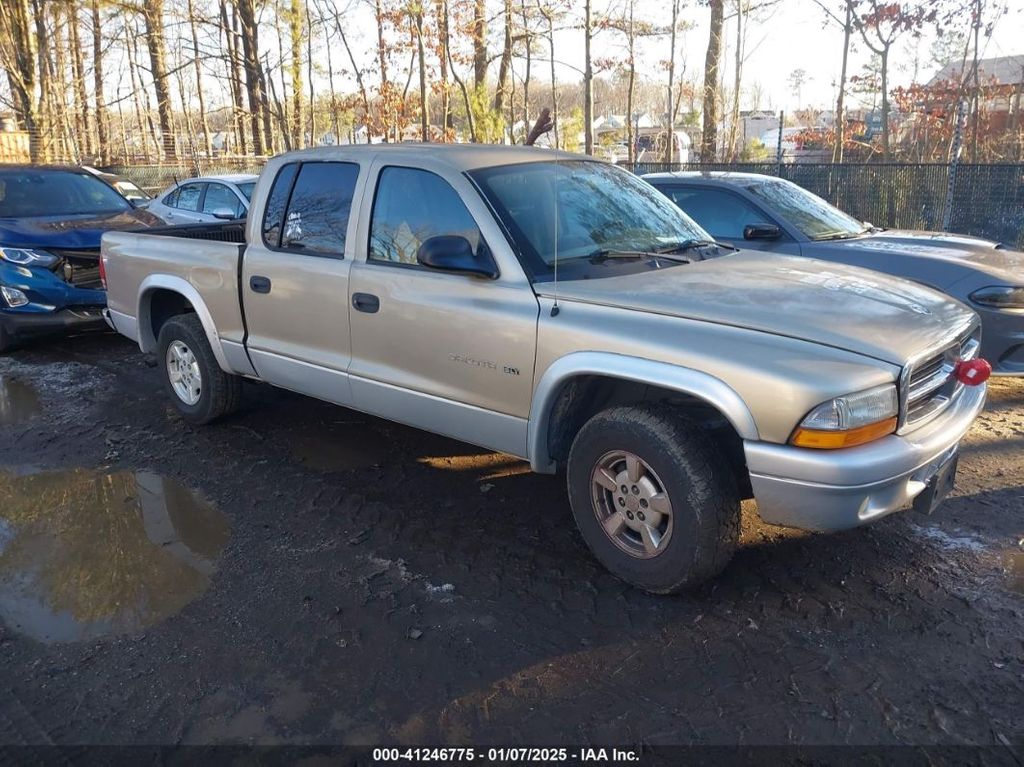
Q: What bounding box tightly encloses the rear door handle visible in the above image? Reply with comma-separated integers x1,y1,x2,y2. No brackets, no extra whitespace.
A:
352,292,379,313
249,275,272,294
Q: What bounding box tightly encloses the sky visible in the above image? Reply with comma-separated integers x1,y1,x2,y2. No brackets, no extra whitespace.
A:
537,0,1024,114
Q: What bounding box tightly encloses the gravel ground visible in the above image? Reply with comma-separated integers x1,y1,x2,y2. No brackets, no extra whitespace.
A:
0,331,1021,748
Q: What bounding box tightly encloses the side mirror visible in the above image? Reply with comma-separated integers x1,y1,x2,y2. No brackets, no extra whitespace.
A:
210,207,237,220
416,235,498,279
743,223,782,241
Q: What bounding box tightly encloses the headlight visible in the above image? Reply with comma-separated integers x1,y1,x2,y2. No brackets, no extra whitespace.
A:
0,247,59,268
970,286,1024,310
0,286,29,307
790,384,898,449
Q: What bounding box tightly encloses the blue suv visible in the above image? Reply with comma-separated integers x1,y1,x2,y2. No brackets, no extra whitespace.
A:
0,166,160,351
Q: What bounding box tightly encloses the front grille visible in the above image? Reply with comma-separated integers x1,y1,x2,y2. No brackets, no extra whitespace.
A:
900,328,980,432
49,249,103,290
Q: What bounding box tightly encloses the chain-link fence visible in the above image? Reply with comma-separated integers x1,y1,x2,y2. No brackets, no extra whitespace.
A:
101,158,268,195
623,161,1024,249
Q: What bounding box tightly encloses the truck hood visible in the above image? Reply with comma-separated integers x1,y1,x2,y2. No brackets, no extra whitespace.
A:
0,209,161,251
538,252,976,366
836,229,1024,281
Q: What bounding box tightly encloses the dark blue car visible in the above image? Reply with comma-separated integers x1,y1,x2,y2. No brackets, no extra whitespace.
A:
0,166,160,351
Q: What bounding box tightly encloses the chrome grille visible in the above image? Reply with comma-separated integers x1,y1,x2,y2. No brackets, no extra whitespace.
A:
900,328,981,432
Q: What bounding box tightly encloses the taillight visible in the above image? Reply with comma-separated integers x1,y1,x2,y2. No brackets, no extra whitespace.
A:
99,254,107,289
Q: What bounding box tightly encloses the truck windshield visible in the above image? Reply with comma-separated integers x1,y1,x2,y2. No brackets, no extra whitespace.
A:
470,160,711,280
745,178,867,241
0,169,132,218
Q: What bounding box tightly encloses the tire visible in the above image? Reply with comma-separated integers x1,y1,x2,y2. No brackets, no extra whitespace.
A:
566,404,741,594
157,313,241,424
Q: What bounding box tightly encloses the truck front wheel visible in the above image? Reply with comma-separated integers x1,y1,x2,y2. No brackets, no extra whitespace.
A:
157,313,241,424
567,405,741,593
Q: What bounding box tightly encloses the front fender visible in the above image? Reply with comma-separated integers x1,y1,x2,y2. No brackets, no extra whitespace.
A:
137,274,231,372
527,351,759,473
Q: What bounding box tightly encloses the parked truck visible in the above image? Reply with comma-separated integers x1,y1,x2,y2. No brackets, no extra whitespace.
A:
101,145,989,593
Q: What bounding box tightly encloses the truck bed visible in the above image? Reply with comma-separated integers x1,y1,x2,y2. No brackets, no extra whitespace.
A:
134,221,247,244
101,225,248,350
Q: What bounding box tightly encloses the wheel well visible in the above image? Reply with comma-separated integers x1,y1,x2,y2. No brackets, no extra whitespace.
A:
546,375,752,498
146,289,195,346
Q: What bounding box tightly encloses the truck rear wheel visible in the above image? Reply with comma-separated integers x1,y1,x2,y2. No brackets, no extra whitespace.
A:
157,313,241,424
566,405,741,593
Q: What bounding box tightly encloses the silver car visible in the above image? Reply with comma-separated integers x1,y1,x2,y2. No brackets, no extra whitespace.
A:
147,174,258,224
645,171,1024,376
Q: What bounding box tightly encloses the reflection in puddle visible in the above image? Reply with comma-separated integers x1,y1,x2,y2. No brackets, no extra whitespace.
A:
0,468,229,643
1005,550,1023,595
291,423,389,472
0,376,41,425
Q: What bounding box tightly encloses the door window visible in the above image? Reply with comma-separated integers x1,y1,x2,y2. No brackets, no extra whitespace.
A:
662,186,772,240
369,167,483,266
277,162,359,257
202,183,244,218
172,183,204,212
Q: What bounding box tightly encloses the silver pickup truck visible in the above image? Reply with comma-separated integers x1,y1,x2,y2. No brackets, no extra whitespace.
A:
102,145,989,593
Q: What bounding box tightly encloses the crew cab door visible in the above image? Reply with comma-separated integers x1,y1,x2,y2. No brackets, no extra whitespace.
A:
346,162,540,457
241,159,365,405
655,184,802,256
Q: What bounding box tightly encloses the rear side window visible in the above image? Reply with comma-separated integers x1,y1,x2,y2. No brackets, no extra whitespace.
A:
261,163,299,246
369,167,482,266
279,162,359,256
173,183,203,212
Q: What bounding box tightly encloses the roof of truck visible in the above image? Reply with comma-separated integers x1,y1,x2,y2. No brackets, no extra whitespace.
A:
281,143,592,171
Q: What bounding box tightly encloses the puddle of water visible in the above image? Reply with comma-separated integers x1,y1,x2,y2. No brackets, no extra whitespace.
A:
291,423,389,472
0,376,41,425
0,468,229,643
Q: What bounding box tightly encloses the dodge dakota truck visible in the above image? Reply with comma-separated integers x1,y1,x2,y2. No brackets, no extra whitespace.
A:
101,146,990,593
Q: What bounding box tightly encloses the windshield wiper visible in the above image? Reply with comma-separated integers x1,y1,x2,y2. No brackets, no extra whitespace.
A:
582,248,694,265
656,238,734,254
811,231,862,241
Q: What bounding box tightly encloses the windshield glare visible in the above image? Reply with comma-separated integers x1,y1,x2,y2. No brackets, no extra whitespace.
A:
470,161,710,279
0,170,132,218
745,178,865,240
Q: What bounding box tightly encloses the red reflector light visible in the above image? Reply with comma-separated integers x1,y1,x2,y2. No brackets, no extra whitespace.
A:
955,358,991,386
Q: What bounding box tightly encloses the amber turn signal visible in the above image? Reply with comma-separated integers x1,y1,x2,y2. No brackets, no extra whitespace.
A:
790,416,898,449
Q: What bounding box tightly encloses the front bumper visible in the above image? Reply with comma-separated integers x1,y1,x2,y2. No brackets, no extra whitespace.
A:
744,382,987,531
1,306,107,340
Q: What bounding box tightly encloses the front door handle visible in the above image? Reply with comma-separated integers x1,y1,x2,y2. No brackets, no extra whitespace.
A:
352,292,380,313
249,275,272,294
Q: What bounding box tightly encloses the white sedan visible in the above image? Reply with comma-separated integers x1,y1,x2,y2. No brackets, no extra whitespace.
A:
147,174,258,224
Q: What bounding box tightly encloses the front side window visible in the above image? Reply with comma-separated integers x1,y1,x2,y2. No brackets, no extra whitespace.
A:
278,162,359,256
237,182,256,200
470,160,710,280
661,186,772,240
745,179,866,240
173,183,203,212
369,167,483,266
0,170,132,217
202,183,244,218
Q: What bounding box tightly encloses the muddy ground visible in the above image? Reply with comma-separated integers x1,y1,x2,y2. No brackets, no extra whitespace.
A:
0,331,1021,748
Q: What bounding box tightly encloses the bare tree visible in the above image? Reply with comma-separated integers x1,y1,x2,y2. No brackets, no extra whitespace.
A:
700,0,724,161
